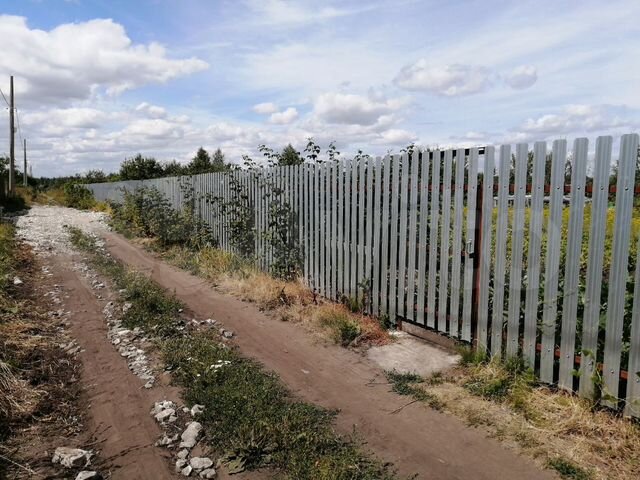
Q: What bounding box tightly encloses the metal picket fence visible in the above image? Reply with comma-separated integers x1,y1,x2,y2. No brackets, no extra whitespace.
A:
88,133,640,416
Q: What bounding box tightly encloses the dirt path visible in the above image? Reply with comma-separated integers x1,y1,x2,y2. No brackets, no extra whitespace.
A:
47,253,179,479
105,232,556,480
14,206,179,479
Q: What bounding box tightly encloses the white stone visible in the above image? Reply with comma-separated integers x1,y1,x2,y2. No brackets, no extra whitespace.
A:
52,447,92,468
175,459,187,472
179,422,202,449
190,404,205,416
181,465,193,476
189,457,213,471
177,449,189,459
75,471,101,480
199,468,216,479
154,408,176,422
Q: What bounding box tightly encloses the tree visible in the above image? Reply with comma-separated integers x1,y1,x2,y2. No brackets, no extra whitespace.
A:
188,147,213,174
119,154,164,180
162,160,185,177
84,169,107,183
211,148,228,172
279,144,303,166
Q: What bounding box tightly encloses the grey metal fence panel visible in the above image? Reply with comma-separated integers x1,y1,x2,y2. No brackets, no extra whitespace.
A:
426,150,441,329
416,150,431,326
625,236,640,417
558,138,588,390
477,147,494,350
438,149,453,334
388,155,401,324
540,140,568,382
449,149,465,337
603,133,640,407
372,157,383,315
506,143,528,358
379,156,391,316
406,151,420,321
492,145,511,356
523,142,546,366
358,159,367,299
579,136,613,398
461,148,479,342
397,153,410,318
350,160,359,298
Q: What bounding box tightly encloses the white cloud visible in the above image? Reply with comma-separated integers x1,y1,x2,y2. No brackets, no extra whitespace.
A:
373,128,417,145
243,0,363,27
269,107,299,124
253,102,279,114
504,65,537,89
314,92,408,126
135,102,167,119
394,61,491,96
0,15,208,104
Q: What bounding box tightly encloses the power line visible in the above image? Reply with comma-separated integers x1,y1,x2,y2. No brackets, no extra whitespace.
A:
15,108,24,146
0,87,8,107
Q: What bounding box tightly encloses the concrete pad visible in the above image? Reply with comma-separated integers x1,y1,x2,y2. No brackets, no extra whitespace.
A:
367,331,460,377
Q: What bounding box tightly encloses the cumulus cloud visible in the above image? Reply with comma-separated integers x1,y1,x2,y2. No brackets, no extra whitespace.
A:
253,102,279,114
135,102,167,119
313,92,408,126
504,65,537,89
268,107,299,124
0,15,208,104
393,61,491,96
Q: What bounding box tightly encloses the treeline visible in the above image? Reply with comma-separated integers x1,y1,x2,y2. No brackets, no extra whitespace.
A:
1,147,233,189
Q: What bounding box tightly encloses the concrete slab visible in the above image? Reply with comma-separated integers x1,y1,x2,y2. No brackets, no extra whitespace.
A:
367,331,460,377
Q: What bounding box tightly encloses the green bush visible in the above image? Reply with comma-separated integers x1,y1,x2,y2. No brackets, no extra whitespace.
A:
110,186,211,249
63,182,96,209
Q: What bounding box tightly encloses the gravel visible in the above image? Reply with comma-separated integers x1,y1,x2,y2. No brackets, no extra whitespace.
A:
15,205,108,255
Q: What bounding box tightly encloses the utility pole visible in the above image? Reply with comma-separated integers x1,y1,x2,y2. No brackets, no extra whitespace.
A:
8,76,15,195
23,138,27,186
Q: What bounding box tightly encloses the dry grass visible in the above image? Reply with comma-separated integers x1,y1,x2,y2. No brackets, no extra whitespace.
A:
159,244,392,347
407,359,640,480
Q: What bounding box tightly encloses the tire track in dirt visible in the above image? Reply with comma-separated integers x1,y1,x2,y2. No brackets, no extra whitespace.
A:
105,232,557,480
46,252,180,479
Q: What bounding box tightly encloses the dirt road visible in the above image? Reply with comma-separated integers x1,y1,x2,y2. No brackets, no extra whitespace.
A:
16,206,178,479
105,231,556,480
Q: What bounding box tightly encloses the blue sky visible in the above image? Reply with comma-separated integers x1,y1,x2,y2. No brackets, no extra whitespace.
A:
0,0,638,176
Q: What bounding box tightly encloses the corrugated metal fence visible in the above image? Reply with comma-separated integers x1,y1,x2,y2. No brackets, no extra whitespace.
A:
88,133,640,416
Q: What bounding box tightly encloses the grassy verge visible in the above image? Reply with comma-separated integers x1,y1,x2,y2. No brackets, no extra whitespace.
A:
151,243,391,348
0,221,83,477
383,351,639,480
68,227,398,479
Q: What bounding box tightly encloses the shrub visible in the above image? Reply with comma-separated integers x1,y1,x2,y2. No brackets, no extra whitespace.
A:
62,182,96,209
110,186,212,249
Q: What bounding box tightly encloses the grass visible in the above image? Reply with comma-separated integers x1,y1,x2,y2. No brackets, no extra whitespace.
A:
151,242,392,348
398,351,640,480
0,220,83,477
68,228,399,479
546,457,594,480
385,371,444,411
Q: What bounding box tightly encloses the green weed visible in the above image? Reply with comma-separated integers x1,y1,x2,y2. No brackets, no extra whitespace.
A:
546,457,593,480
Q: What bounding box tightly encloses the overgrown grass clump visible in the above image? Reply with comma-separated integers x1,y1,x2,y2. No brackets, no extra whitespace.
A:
164,335,396,479
546,457,594,480
68,227,397,479
385,370,444,411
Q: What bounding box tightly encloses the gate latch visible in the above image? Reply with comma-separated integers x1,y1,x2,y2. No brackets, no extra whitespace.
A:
466,240,475,256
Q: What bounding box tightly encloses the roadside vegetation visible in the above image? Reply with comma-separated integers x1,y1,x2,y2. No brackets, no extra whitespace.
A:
68,227,398,479
385,351,640,480
0,219,83,478
108,185,391,348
